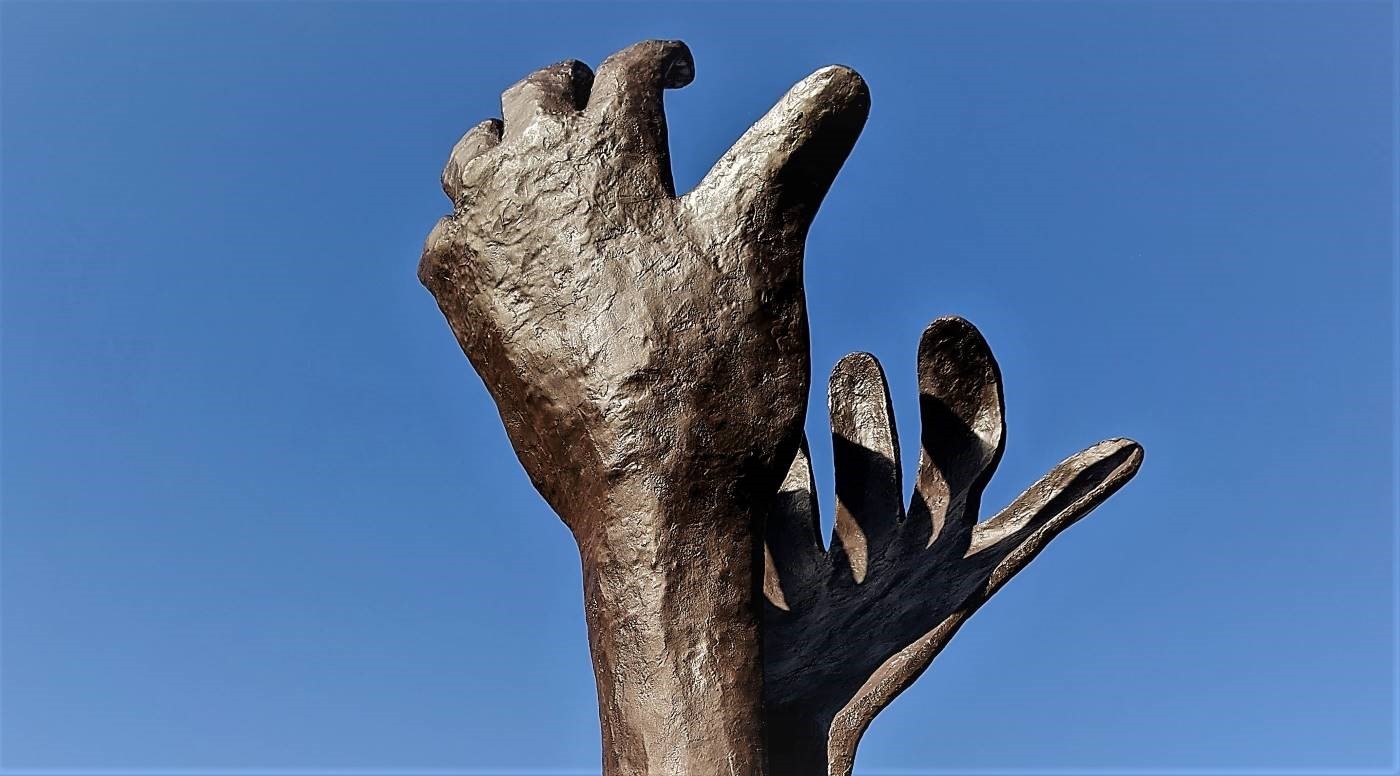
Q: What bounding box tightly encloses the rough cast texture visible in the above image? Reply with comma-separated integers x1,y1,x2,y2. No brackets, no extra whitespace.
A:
762,316,1144,775
420,39,1144,776
418,40,869,776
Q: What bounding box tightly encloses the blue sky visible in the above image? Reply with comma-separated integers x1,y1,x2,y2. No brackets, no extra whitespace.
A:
2,1,1393,772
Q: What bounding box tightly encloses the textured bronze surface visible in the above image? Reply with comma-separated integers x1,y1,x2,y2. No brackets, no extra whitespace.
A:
419,39,1142,776
418,40,868,776
763,316,1143,775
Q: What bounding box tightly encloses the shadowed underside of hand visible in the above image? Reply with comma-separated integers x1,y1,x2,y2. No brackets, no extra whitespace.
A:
763,317,1143,776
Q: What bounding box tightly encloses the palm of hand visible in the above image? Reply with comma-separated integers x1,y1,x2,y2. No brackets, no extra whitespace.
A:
763,317,1143,775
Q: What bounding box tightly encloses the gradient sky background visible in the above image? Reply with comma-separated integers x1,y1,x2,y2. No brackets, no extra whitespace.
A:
2,1,1394,772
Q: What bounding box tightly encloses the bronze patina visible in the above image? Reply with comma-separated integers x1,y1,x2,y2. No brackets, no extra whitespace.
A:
419,40,1141,776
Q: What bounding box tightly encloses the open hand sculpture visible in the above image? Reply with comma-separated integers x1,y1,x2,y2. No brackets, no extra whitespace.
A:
418,40,868,776
762,316,1143,775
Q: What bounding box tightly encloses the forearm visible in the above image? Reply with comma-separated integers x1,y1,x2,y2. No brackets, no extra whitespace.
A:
577,494,767,776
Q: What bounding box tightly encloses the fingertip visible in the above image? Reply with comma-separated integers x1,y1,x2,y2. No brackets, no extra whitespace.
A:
441,119,502,201
1057,439,1145,500
595,39,695,93
500,59,595,137
830,351,887,394
1104,438,1146,476
539,59,597,110
1086,437,1144,461
807,64,870,110
916,317,1001,398
918,316,984,352
471,117,505,140
659,40,695,88
783,65,870,143
830,352,894,427
561,59,597,105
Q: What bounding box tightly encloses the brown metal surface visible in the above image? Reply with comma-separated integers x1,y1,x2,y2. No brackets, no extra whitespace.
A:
763,317,1143,775
419,39,1142,776
418,40,868,776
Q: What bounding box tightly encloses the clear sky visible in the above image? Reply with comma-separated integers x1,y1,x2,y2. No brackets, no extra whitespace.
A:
2,1,1393,773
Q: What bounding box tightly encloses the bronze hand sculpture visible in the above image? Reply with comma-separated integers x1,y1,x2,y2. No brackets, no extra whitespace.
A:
419,39,1141,776
763,317,1143,775
419,40,867,776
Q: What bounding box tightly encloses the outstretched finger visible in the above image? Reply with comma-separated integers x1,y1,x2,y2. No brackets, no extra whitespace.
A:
585,39,694,196
828,353,903,583
687,65,869,241
908,317,1006,555
972,438,1144,592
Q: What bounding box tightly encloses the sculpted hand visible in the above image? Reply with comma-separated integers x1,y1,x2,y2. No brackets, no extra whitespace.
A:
763,316,1143,775
420,40,868,530
418,40,869,776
